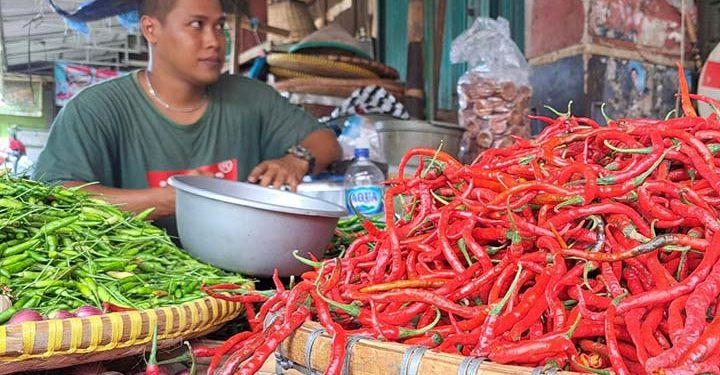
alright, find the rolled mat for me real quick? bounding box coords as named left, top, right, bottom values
left=315, top=54, right=399, bottom=80
left=273, top=77, right=405, bottom=99
left=266, top=53, right=379, bottom=79
left=269, top=66, right=315, bottom=80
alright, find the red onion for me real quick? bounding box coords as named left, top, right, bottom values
left=8, top=309, right=44, bottom=324
left=74, top=306, right=103, bottom=318
left=48, top=309, right=75, bottom=320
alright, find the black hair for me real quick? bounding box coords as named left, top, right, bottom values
left=138, top=0, right=178, bottom=22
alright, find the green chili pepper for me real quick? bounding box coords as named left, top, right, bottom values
left=34, top=215, right=79, bottom=238
left=0, top=253, right=29, bottom=267
left=27, top=250, right=49, bottom=263
left=4, top=239, right=40, bottom=257
left=0, top=307, right=18, bottom=324
left=4, top=259, right=35, bottom=274
left=33, top=280, right=66, bottom=289
left=0, top=197, right=23, bottom=209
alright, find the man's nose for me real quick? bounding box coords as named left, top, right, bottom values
left=205, top=28, right=223, bottom=49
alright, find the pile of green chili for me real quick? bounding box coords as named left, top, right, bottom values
left=0, top=176, right=249, bottom=323
left=327, top=215, right=385, bottom=258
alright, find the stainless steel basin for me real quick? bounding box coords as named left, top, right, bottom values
left=168, top=176, right=346, bottom=277
left=375, top=120, right=463, bottom=167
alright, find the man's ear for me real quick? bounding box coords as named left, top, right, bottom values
left=140, top=15, right=160, bottom=44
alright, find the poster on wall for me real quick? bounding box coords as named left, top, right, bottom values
left=0, top=78, right=43, bottom=118
left=55, top=62, right=123, bottom=106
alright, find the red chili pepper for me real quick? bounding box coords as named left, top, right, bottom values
left=640, top=307, right=666, bottom=357
left=201, top=283, right=270, bottom=303
left=235, top=307, right=310, bottom=375
left=206, top=331, right=253, bottom=374
left=102, top=301, right=135, bottom=313
left=618, top=232, right=720, bottom=314
left=677, top=62, right=698, bottom=117
left=668, top=295, right=690, bottom=345
left=145, top=325, right=160, bottom=375
left=605, top=304, right=630, bottom=375
left=358, top=278, right=448, bottom=293
left=310, top=289, right=346, bottom=375
left=560, top=233, right=707, bottom=262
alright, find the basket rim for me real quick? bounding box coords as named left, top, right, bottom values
left=0, top=296, right=242, bottom=365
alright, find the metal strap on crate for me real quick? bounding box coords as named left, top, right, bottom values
left=457, top=356, right=486, bottom=375
left=275, top=350, right=295, bottom=374
left=341, top=335, right=370, bottom=375
left=302, top=328, right=327, bottom=374
left=399, top=345, right=429, bottom=375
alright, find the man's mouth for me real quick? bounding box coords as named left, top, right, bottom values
left=199, top=57, right=222, bottom=68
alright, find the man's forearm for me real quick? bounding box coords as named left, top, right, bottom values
left=63, top=181, right=175, bottom=219
left=301, top=129, right=342, bottom=175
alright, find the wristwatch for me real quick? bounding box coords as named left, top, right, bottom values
left=287, top=144, right=316, bottom=174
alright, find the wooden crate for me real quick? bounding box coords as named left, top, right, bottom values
left=274, top=322, right=580, bottom=375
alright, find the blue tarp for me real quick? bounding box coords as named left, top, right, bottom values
left=48, top=0, right=139, bottom=33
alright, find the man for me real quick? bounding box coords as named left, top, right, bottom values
left=33, top=0, right=342, bottom=231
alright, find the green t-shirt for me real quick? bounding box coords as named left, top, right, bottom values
left=33, top=71, right=323, bottom=188
left=33, top=71, right=324, bottom=236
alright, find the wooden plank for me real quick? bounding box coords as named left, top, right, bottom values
left=240, top=17, right=291, bottom=38
left=431, top=0, right=447, bottom=122
left=405, top=0, right=425, bottom=119
left=229, top=14, right=241, bottom=75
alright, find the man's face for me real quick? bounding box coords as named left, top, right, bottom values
left=149, top=0, right=226, bottom=85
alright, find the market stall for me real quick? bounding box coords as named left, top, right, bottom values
left=1, top=0, right=720, bottom=375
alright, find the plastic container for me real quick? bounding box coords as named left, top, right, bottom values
left=344, top=138, right=385, bottom=216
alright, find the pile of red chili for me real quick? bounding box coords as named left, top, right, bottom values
left=203, top=67, right=720, bottom=375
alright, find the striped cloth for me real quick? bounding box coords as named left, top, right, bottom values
left=320, top=85, right=410, bottom=123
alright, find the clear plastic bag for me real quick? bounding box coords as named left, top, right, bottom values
left=451, top=17, right=533, bottom=164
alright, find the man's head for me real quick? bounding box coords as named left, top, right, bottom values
left=139, top=0, right=226, bottom=86
left=138, top=0, right=177, bottom=23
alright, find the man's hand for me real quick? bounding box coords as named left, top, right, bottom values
left=63, top=182, right=176, bottom=220
left=247, top=154, right=309, bottom=191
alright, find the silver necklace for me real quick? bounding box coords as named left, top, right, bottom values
left=144, top=70, right=208, bottom=113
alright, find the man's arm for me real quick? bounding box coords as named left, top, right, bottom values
left=247, top=129, right=342, bottom=191
left=302, top=129, right=342, bottom=175
left=63, top=182, right=175, bottom=220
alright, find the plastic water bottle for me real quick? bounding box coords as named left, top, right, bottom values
left=344, top=138, right=385, bottom=216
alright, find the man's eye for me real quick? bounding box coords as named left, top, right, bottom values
left=190, top=20, right=202, bottom=28
left=215, top=23, right=224, bottom=31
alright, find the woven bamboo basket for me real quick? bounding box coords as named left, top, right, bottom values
left=273, top=321, right=581, bottom=375
left=267, top=0, right=316, bottom=43
left=266, top=54, right=380, bottom=80
left=0, top=297, right=242, bottom=374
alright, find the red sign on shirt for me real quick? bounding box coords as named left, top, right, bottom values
left=702, top=61, right=720, bottom=89
left=146, top=159, right=238, bottom=188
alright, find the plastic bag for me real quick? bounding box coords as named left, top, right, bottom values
left=337, top=115, right=386, bottom=163
left=451, top=17, right=533, bottom=164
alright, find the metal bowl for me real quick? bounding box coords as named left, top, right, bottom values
left=374, top=120, right=464, bottom=167
left=168, top=176, right=346, bottom=277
